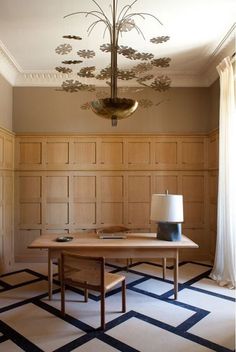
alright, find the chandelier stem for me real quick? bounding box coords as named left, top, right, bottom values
left=111, top=0, right=118, bottom=99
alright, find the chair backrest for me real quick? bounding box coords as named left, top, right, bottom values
left=61, top=252, right=105, bottom=291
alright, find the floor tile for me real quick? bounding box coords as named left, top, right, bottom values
left=173, top=288, right=235, bottom=349
left=108, top=317, right=213, bottom=352
left=192, top=278, right=236, bottom=298
left=73, top=338, right=120, bottom=351
left=0, top=271, right=39, bottom=286
left=107, top=289, right=194, bottom=327
left=0, top=281, right=57, bottom=309
left=0, top=303, right=84, bottom=352
left=0, top=340, right=24, bottom=351
left=135, top=278, right=173, bottom=295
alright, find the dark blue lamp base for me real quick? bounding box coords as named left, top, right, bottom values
left=157, top=222, right=182, bottom=241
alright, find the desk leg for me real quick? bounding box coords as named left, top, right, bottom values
left=162, top=258, right=166, bottom=280
left=174, top=250, right=179, bottom=300
left=48, top=249, right=53, bottom=300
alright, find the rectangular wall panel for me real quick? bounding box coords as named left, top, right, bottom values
left=46, top=142, right=69, bottom=164
left=73, top=176, right=96, bottom=201
left=12, top=132, right=218, bottom=263
left=74, top=141, right=96, bottom=165
left=19, top=142, right=42, bottom=164
left=74, top=203, right=96, bottom=225
left=127, top=141, right=151, bottom=165
left=101, top=141, right=124, bottom=165
left=154, top=141, right=178, bottom=167
left=153, top=175, right=178, bottom=194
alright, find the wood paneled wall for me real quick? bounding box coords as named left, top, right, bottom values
left=208, top=130, right=219, bottom=260
left=0, top=128, right=14, bottom=272
left=14, top=133, right=216, bottom=262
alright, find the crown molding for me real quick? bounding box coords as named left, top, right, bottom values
left=13, top=71, right=206, bottom=88
left=201, top=23, right=236, bottom=86
left=0, top=40, right=21, bottom=85
left=1, top=24, right=235, bottom=88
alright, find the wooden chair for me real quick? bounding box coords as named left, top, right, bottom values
left=60, top=251, right=126, bottom=330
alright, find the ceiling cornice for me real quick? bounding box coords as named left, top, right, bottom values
left=0, top=40, right=20, bottom=85
left=0, top=25, right=235, bottom=88
left=200, top=23, right=236, bottom=86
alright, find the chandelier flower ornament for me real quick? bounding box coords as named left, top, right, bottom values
left=55, top=0, right=171, bottom=126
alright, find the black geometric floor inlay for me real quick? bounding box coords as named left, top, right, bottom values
left=0, top=261, right=235, bottom=352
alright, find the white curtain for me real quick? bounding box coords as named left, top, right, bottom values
left=210, top=57, right=236, bottom=289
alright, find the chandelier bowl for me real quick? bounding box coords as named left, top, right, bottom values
left=91, top=97, right=138, bottom=120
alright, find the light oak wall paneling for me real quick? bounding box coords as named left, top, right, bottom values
left=14, top=132, right=217, bottom=262
left=0, top=128, right=14, bottom=272
left=15, top=137, right=44, bottom=170
left=209, top=130, right=219, bottom=170
left=127, top=173, right=151, bottom=228
left=16, top=173, right=42, bottom=229
left=45, top=174, right=69, bottom=229
left=4, top=136, right=14, bottom=170
left=14, top=229, right=46, bottom=262
left=0, top=174, right=3, bottom=270
left=0, top=128, right=15, bottom=171
left=73, top=172, right=97, bottom=229
left=73, top=138, right=97, bottom=168
left=0, top=135, right=3, bottom=168
left=46, top=138, right=70, bottom=167
left=154, top=137, right=179, bottom=170
left=100, top=173, right=125, bottom=226
left=126, top=138, right=153, bottom=170
left=98, top=137, right=125, bottom=169
left=181, top=171, right=209, bottom=259
left=180, top=228, right=208, bottom=260
left=180, top=136, right=208, bottom=170
left=153, top=173, right=179, bottom=195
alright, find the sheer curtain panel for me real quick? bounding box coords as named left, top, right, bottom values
left=210, top=56, right=236, bottom=289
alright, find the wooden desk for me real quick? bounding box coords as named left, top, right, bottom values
left=28, top=232, right=198, bottom=300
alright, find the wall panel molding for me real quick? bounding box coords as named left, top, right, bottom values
left=13, top=131, right=218, bottom=262
left=0, top=127, right=14, bottom=272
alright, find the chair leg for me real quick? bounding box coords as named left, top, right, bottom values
left=162, top=258, right=167, bottom=280
left=61, top=283, right=65, bottom=317
left=100, top=291, right=105, bottom=330
left=122, top=280, right=126, bottom=313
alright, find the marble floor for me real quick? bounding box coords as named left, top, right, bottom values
left=0, top=261, right=235, bottom=352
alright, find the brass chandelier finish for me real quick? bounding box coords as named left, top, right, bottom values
left=91, top=98, right=139, bottom=126
left=55, top=0, right=171, bottom=126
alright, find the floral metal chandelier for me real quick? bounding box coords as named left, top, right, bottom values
left=55, top=0, right=171, bottom=126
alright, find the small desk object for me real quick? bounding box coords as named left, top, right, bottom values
left=28, top=232, right=198, bottom=300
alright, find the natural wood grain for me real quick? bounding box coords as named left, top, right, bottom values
left=29, top=232, right=198, bottom=301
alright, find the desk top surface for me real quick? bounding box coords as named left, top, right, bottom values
left=28, top=232, right=198, bottom=250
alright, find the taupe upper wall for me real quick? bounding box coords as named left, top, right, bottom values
left=13, top=86, right=211, bottom=133
left=209, top=79, right=220, bottom=131
left=0, top=74, right=13, bottom=131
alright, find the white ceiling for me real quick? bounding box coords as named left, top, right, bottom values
left=0, top=0, right=235, bottom=87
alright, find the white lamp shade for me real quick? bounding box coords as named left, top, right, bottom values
left=150, top=194, right=184, bottom=223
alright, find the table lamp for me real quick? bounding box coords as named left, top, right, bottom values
left=150, top=191, right=184, bottom=241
